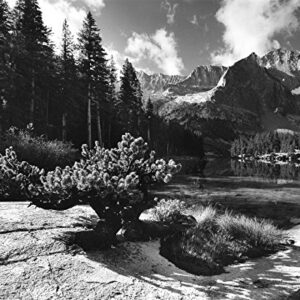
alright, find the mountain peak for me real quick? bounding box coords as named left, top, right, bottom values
left=245, top=52, right=261, bottom=63
left=137, top=72, right=185, bottom=95
left=260, top=48, right=300, bottom=82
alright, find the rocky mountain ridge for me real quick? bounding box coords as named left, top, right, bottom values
left=165, top=65, right=227, bottom=95
left=137, top=72, right=185, bottom=97
left=260, top=49, right=300, bottom=91
left=137, top=65, right=227, bottom=98
left=140, top=49, right=300, bottom=155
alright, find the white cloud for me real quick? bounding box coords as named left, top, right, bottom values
left=190, top=15, right=199, bottom=26
left=272, top=39, right=281, bottom=49
left=135, top=67, right=154, bottom=75
left=125, top=28, right=184, bottom=75
left=40, top=0, right=86, bottom=50
left=104, top=46, right=155, bottom=79
left=190, top=14, right=210, bottom=34
left=203, top=22, right=209, bottom=35
left=212, top=0, right=300, bottom=66
left=104, top=45, right=126, bottom=77
left=82, top=0, right=105, bottom=10
left=7, top=0, right=106, bottom=51
left=161, top=0, right=178, bottom=25
left=286, top=40, right=293, bottom=49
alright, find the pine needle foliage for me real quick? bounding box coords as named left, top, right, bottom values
left=0, top=147, right=43, bottom=200
left=29, top=133, right=181, bottom=226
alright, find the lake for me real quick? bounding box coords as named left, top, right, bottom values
left=154, top=158, right=300, bottom=228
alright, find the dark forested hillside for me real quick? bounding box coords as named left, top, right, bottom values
left=231, top=130, right=300, bottom=157
left=0, top=0, right=203, bottom=157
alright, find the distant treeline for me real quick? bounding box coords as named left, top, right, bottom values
left=231, top=131, right=300, bottom=157
left=0, top=0, right=203, bottom=156
left=231, top=160, right=300, bottom=181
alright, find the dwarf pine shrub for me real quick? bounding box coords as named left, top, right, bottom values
left=29, top=133, right=181, bottom=229
left=0, top=147, right=43, bottom=200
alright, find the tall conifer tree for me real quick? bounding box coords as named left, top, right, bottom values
left=119, top=59, right=143, bottom=136
left=106, top=55, right=117, bottom=146
left=0, top=0, right=12, bottom=133
left=13, top=0, right=53, bottom=131
left=145, top=97, right=153, bottom=145
left=78, top=11, right=108, bottom=147
left=58, top=19, right=77, bottom=141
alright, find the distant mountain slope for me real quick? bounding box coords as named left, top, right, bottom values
left=260, top=49, right=300, bottom=91
left=261, top=49, right=300, bottom=78
left=137, top=71, right=185, bottom=98
left=137, top=65, right=227, bottom=99
left=166, top=65, right=227, bottom=95
left=212, top=52, right=297, bottom=115
left=140, top=49, right=300, bottom=155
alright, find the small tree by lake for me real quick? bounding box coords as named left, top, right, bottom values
left=28, top=133, right=181, bottom=242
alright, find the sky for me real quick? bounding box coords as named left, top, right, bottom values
left=7, top=0, right=300, bottom=76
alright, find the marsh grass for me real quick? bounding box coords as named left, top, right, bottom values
left=184, top=206, right=286, bottom=266
left=217, top=212, right=286, bottom=249
left=159, top=202, right=287, bottom=275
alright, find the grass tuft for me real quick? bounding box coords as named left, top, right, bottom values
left=188, top=205, right=217, bottom=225
left=159, top=204, right=287, bottom=275
left=188, top=205, right=286, bottom=260
left=217, top=211, right=286, bottom=249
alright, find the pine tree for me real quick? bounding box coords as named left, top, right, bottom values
left=0, top=0, right=12, bottom=133
left=78, top=11, right=108, bottom=147
left=145, top=97, right=153, bottom=145
left=0, top=0, right=10, bottom=33
left=58, top=19, right=77, bottom=141
left=12, top=0, right=54, bottom=131
left=118, top=59, right=143, bottom=136
left=106, top=55, right=117, bottom=146
left=108, top=56, right=117, bottom=96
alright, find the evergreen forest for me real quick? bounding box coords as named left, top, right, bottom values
left=0, top=0, right=203, bottom=156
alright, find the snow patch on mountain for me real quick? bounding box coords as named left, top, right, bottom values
left=172, top=89, right=215, bottom=104
left=216, top=69, right=228, bottom=87
left=292, top=86, right=300, bottom=95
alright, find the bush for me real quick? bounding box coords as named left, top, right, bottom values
left=151, top=199, right=186, bottom=223
left=189, top=206, right=285, bottom=254
left=160, top=205, right=286, bottom=275
left=0, top=147, right=43, bottom=200
left=217, top=212, right=284, bottom=249
left=0, top=125, right=78, bottom=170
left=29, top=133, right=181, bottom=232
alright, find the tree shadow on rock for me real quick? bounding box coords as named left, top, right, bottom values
left=53, top=222, right=300, bottom=300
left=84, top=242, right=300, bottom=300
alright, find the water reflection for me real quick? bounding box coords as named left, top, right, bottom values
left=155, top=158, right=300, bottom=226
left=231, top=160, right=300, bottom=181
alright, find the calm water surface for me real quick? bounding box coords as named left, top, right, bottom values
left=154, top=158, right=300, bottom=227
